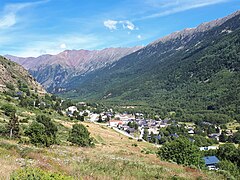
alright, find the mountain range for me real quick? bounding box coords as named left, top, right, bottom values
left=5, top=10, right=240, bottom=119
left=5, top=47, right=141, bottom=92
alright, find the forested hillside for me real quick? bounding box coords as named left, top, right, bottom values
left=60, top=11, right=240, bottom=122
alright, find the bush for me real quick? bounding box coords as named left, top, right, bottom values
left=25, top=115, right=58, bottom=147
left=6, top=83, right=15, bottom=91
left=217, top=160, right=240, bottom=179
left=1, top=104, right=16, bottom=116
left=158, top=138, right=204, bottom=168
left=10, top=167, right=73, bottom=180
left=0, top=124, right=7, bottom=136
left=68, top=124, right=94, bottom=147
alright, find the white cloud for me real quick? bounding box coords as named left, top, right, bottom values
left=104, top=19, right=137, bottom=31
left=0, top=0, right=49, bottom=29
left=137, top=35, right=142, bottom=39
left=121, top=20, right=135, bottom=30
left=0, top=13, right=16, bottom=29
left=140, top=0, right=230, bottom=20
left=104, top=20, right=118, bottom=30
left=60, top=43, right=67, bottom=49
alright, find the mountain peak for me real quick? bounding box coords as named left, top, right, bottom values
left=152, top=10, right=240, bottom=45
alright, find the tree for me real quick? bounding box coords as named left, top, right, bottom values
left=97, top=115, right=103, bottom=123
left=68, top=124, right=94, bottom=147
left=76, top=115, right=84, bottom=121
left=217, top=143, right=236, bottom=162
left=158, top=138, right=204, bottom=168
left=217, top=160, right=240, bottom=179
left=232, top=131, right=240, bottom=144
left=1, top=104, right=16, bottom=117
left=25, top=115, right=58, bottom=147
left=219, top=131, right=228, bottom=142
left=127, top=121, right=139, bottom=130
left=142, top=128, right=149, bottom=141
left=6, top=114, right=19, bottom=139
left=25, top=121, right=46, bottom=146
left=73, top=110, right=79, bottom=117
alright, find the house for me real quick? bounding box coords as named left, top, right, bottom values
left=200, top=146, right=218, bottom=151
left=89, top=113, right=99, bottom=122
left=126, top=127, right=135, bottom=134
left=208, top=133, right=220, bottom=141
left=188, top=129, right=195, bottom=134
left=203, top=156, right=220, bottom=170
left=109, top=120, right=123, bottom=127
left=66, top=106, right=78, bottom=116
left=148, top=127, right=159, bottom=135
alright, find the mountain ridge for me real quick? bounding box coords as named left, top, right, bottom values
left=5, top=46, right=142, bottom=91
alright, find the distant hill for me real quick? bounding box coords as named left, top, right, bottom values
left=0, top=56, right=45, bottom=94
left=58, top=11, right=240, bottom=119
left=5, top=47, right=141, bottom=92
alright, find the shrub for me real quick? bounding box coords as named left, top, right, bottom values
left=217, top=160, right=240, bottom=179
left=158, top=138, right=204, bottom=168
left=1, top=104, right=16, bottom=116
left=25, top=115, right=58, bottom=147
left=68, top=124, right=94, bottom=147
left=0, top=124, right=7, bottom=136
left=10, top=167, right=73, bottom=180
left=6, top=83, right=15, bottom=91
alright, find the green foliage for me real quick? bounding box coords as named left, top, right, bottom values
left=6, top=114, right=20, bottom=139
left=25, top=121, right=46, bottom=146
left=76, top=115, right=84, bottom=121
left=127, top=121, right=138, bottom=130
left=1, top=104, right=16, bottom=116
left=25, top=115, right=58, bottom=147
left=97, top=115, right=103, bottom=123
left=232, top=131, right=240, bottom=144
left=158, top=138, right=204, bottom=168
left=6, top=83, right=15, bottom=91
left=10, top=167, right=73, bottom=180
left=68, top=124, right=94, bottom=147
left=217, top=160, right=240, bottom=179
left=0, top=124, right=8, bottom=136
left=219, top=131, right=228, bottom=142
left=192, top=135, right=216, bottom=147
left=142, top=128, right=149, bottom=141
left=19, top=97, right=35, bottom=107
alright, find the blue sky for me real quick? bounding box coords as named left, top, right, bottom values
left=0, top=0, right=239, bottom=57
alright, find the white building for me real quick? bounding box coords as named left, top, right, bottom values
left=66, top=106, right=78, bottom=116
left=109, top=120, right=123, bottom=127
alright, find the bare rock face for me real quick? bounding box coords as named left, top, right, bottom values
left=5, top=47, right=142, bottom=92
left=0, top=56, right=46, bottom=93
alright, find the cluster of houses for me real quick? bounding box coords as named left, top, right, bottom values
left=65, top=105, right=222, bottom=170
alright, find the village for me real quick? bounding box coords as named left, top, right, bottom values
left=65, top=103, right=240, bottom=170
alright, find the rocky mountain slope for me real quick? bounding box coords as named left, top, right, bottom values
left=0, top=56, right=45, bottom=93
left=59, top=11, right=240, bottom=118
left=6, top=47, right=141, bottom=92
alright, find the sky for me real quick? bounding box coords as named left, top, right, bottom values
left=0, top=0, right=239, bottom=57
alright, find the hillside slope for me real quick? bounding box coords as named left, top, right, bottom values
left=60, top=11, right=240, bottom=118
left=0, top=56, right=45, bottom=94
left=0, top=121, right=224, bottom=179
